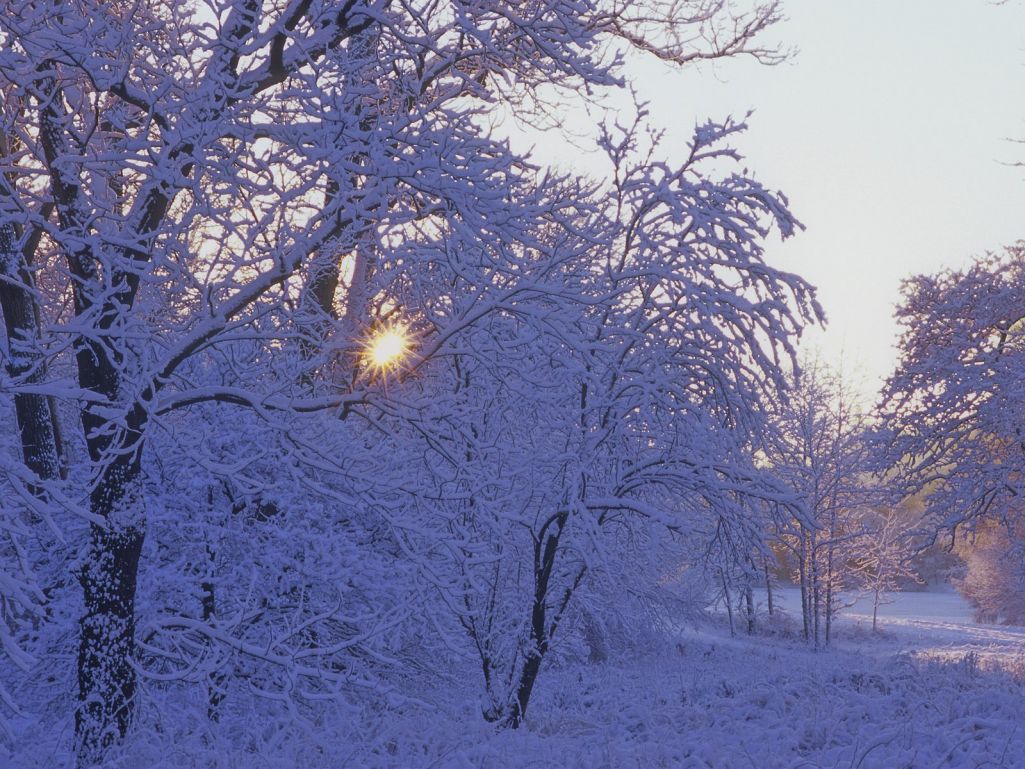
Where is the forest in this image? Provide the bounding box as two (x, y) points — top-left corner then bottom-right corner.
(1, 1), (1025, 767)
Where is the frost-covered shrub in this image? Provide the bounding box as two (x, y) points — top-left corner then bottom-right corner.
(955, 520), (1025, 625)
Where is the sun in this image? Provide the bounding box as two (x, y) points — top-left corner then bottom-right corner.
(364, 324), (411, 372)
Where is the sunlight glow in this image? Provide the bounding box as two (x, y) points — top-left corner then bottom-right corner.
(365, 325), (410, 371)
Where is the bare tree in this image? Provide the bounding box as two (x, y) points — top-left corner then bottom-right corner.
(761, 360), (874, 646)
(852, 505), (920, 631)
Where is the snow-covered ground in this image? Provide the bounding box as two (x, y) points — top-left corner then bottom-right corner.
(492, 588), (1025, 769)
(13, 588), (1025, 769)
(376, 589), (1025, 769)
(762, 586), (1025, 669)
(306, 589), (1025, 768)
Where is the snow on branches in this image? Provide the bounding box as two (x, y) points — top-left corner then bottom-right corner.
(880, 243), (1025, 531)
(0, 0), (809, 764)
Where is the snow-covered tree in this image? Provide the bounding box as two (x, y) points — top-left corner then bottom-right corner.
(0, 0), (811, 763)
(880, 243), (1025, 534)
(955, 518), (1025, 625)
(760, 360), (875, 646)
(851, 504), (920, 631)
(339, 112), (819, 727)
(878, 244), (1025, 633)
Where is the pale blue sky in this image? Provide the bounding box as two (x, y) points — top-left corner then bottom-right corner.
(517, 0), (1025, 399)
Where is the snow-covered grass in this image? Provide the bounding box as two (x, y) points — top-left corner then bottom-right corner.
(9, 589), (1025, 769)
(335, 593), (1025, 769)
(395, 590), (1020, 769)
(374, 588), (1025, 769)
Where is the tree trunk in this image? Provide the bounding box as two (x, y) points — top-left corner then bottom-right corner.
(798, 531), (810, 640)
(721, 570), (735, 638)
(503, 582), (548, 728)
(75, 431), (145, 764)
(508, 650), (541, 729)
(73, 380), (148, 763)
(825, 541), (834, 646)
(76, 520), (144, 765)
(764, 559), (774, 617)
(825, 506), (837, 646)
(499, 512), (579, 729)
(811, 532), (820, 649)
(75, 403), (147, 765)
(745, 584), (755, 634)
(0, 223), (62, 483)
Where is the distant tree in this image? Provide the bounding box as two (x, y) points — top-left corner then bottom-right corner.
(760, 360), (875, 646)
(851, 505), (920, 631)
(878, 244), (1025, 635)
(955, 518), (1025, 625)
(879, 243), (1025, 534)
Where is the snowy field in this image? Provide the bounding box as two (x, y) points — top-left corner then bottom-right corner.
(11, 588), (1025, 769)
(762, 587), (1025, 669)
(308, 588), (1025, 769)
(422, 588), (1025, 769)
(113, 588), (1025, 769)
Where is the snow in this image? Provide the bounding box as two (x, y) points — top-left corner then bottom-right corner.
(308, 588), (1025, 769)
(759, 587), (1025, 671)
(485, 590), (1025, 769)
(762, 584), (975, 625)
(3, 549), (1022, 769)
(21, 586), (1012, 769)
(2, 2), (1023, 766)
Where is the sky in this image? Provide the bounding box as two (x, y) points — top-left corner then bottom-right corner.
(516, 0), (1025, 401)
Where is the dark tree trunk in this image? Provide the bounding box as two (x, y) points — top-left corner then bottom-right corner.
(498, 513), (583, 730)
(505, 523), (560, 728)
(0, 218), (62, 483)
(74, 395), (147, 765)
(509, 648), (542, 729)
(76, 520), (144, 765)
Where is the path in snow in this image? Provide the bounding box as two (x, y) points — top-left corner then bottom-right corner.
(758, 586), (1025, 669)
